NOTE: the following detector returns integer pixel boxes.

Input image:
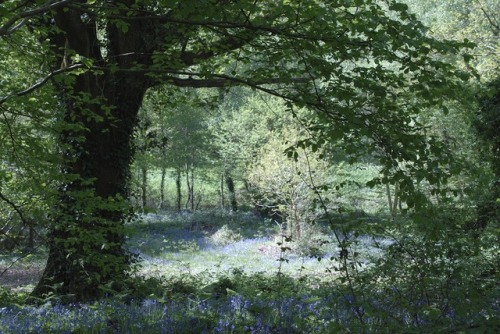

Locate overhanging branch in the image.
[164,75,310,88]
[0,64,84,105]
[0,191,29,228]
[164,71,325,111]
[0,62,312,109]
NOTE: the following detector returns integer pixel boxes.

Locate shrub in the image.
[210,225,242,246]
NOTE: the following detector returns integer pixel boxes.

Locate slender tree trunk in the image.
[185,162,195,211]
[289,201,301,239]
[28,221,34,249]
[158,166,166,210]
[225,172,238,212]
[195,187,203,210]
[185,163,191,210]
[392,181,400,215]
[294,205,301,239]
[386,182,401,218]
[141,166,148,212]
[386,183,394,218]
[190,165,195,211]
[220,172,225,210]
[176,168,182,212]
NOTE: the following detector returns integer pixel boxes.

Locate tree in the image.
[212,89,288,211]
[1,0,472,300]
[248,126,329,240]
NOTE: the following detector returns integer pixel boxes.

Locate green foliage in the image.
[0,29,57,232]
[349,205,499,332]
[247,117,330,238]
[0,287,28,307]
[213,90,288,173]
[404,0,499,80]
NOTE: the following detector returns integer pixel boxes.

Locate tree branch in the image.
[0,247,42,279]
[0,0,73,37]
[0,59,314,111]
[0,107,19,160]
[0,64,84,105]
[161,71,325,111]
[156,17,360,45]
[163,75,310,88]
[66,4,349,44]
[0,191,29,228]
[179,32,254,67]
[480,7,500,35]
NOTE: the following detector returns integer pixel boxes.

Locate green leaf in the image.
[389,3,408,12]
[463,54,474,62]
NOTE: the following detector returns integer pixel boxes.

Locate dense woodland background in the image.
[0,0,498,332]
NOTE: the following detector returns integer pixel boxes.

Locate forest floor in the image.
[0,210,385,291]
[0,211,497,333]
[128,210,386,284]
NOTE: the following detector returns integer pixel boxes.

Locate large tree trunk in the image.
[33,71,149,300]
[32,9,154,300]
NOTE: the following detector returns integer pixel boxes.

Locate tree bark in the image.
[185,162,195,211]
[220,172,225,210]
[32,8,155,300]
[158,166,166,210]
[386,183,393,217]
[141,166,148,212]
[176,168,182,212]
[191,166,195,212]
[225,172,238,212]
[33,69,149,299]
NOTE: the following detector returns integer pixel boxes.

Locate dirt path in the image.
[0,265,44,289]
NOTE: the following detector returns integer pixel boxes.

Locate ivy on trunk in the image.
[32,7,157,300]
